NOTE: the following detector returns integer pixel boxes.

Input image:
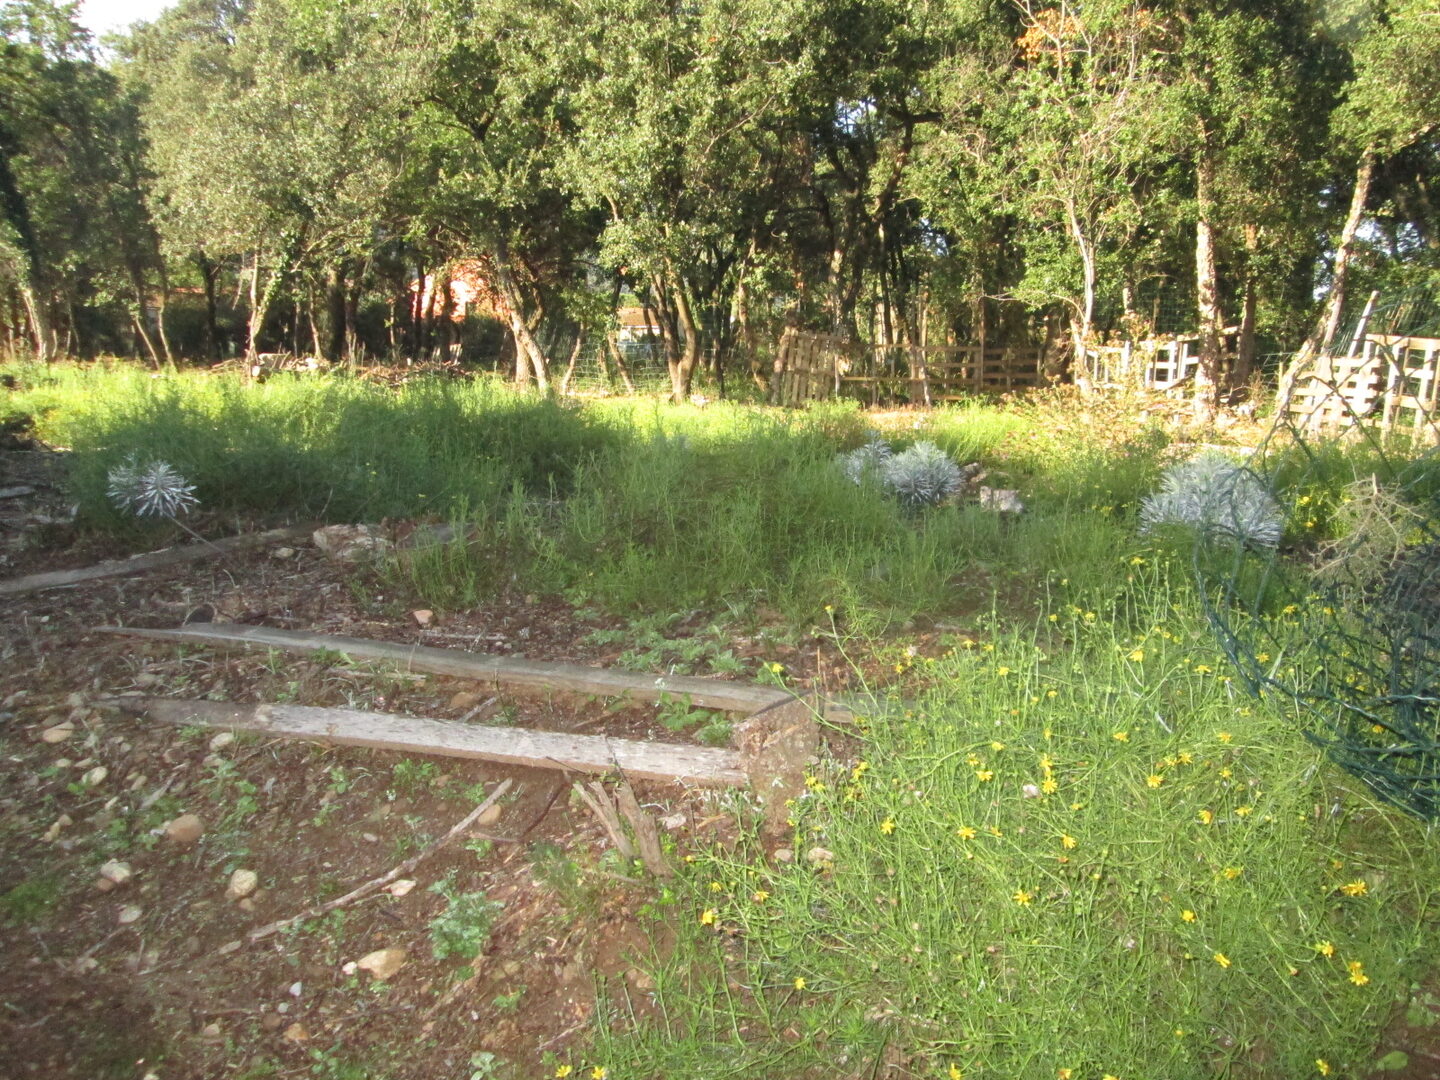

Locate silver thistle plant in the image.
[836,434,893,485]
[1139,452,1283,547]
[883,441,964,509]
[107,457,199,520]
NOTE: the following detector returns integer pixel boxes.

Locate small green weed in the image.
[428,874,503,961]
[655,693,733,746]
[0,875,62,925]
[390,758,439,794]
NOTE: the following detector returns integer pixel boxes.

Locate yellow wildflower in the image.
[1128,648,1145,662]
[880,818,896,835]
[956,826,977,840]
[591,1069,607,1080]
[1340,880,1368,897]
[1348,961,1369,986]
[1316,1062,1330,1077]
[1061,834,1077,849]
[793,976,806,990]
[1214,952,1232,968]
[1315,941,1335,957]
[1217,731,1233,743]
[1041,778,1059,794]
[1113,731,1129,742]
[1146,774,1164,788]
[1181,909,1196,923]
[1013,889,1033,906]
[1198,809,1214,825]
[948,1066,963,1080]
[975,769,994,782]
[555,1068,573,1078]
[1222,866,1243,880]
[699,909,717,926]
[991,740,1006,751]
[1235,805,1253,817]
[752,890,770,903]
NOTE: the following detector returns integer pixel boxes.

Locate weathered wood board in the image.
[102,622,795,715]
[0,525,313,598]
[107,697,747,787]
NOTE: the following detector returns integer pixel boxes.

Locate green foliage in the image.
[427,873,503,962]
[0,874,62,925]
[594,586,1440,1079]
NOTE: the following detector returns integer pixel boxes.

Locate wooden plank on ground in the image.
[101,622,795,715]
[0,525,314,598]
[106,697,747,787]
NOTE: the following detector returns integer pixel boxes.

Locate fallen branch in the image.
[104,697,747,786]
[216,778,513,954]
[0,525,312,598]
[101,621,797,716]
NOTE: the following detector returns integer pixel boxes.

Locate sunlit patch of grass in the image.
[590,586,1440,1079]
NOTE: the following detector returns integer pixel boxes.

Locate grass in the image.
[10,359,1440,1077]
[586,579,1440,1078]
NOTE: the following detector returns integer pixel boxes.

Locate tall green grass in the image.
[581,579,1440,1079]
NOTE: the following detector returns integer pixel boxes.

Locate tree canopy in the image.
[1,0,1437,396]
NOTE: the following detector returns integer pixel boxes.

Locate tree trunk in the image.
[246,253,264,360]
[490,249,550,391]
[197,253,220,361]
[559,328,585,395]
[17,283,53,363]
[1194,148,1224,416]
[1311,152,1376,359]
[1234,224,1258,388]
[1065,201,1096,392]
[668,265,702,403]
[324,264,346,362]
[604,333,636,393]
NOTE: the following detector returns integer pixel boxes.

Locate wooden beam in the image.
[104,697,747,787]
[101,622,795,716]
[0,525,313,598]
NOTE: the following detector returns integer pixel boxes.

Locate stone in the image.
[99,861,133,886]
[208,732,236,752]
[660,812,687,831]
[805,847,835,866]
[42,814,73,842]
[312,524,391,563]
[355,947,408,980]
[260,1014,283,1032]
[733,699,820,835]
[476,803,502,826]
[164,813,205,845]
[200,1023,223,1041]
[238,898,256,912]
[282,1022,309,1042]
[412,609,435,628]
[772,847,794,864]
[977,486,1025,514]
[225,869,258,901]
[117,904,143,925]
[41,723,74,744]
[272,546,296,559]
[82,766,108,787]
[384,879,416,897]
[449,691,482,710]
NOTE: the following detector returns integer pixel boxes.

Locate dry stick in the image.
[614,780,670,877]
[572,781,635,860]
[216,778,513,956]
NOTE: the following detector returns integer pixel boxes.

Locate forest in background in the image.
[0,0,1437,400]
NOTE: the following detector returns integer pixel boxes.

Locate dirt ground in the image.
[0,448,890,1080]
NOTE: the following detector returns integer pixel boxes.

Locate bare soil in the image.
[0,454,826,1080]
